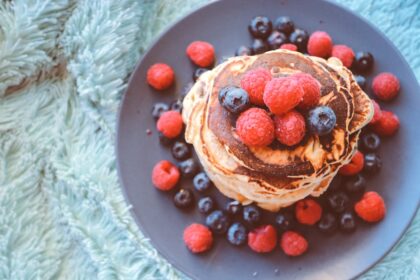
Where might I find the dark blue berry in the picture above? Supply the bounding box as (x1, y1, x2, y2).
(225, 200, 243, 216)
(193, 172, 212, 192)
(152, 102, 169, 119)
(178, 158, 199, 178)
(227, 222, 247, 246)
(248, 16, 273, 39)
(193, 68, 209, 82)
(318, 212, 338, 234)
(252, 39, 270, 54)
(198, 196, 215, 214)
(355, 75, 367, 90)
(344, 174, 367, 194)
(170, 99, 183, 113)
(307, 106, 337, 136)
(328, 192, 349, 213)
(289, 28, 309, 52)
(171, 141, 190, 161)
(275, 16, 295, 35)
(275, 212, 295, 231)
(361, 132, 381, 152)
(158, 132, 174, 146)
(363, 153, 382, 174)
(353, 51, 374, 73)
(243, 205, 261, 226)
(267, 31, 288, 50)
(235, 46, 253, 56)
(206, 210, 230, 235)
(174, 189, 194, 209)
(339, 211, 357, 232)
(219, 87, 250, 114)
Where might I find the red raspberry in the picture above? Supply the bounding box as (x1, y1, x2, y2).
(183, 223, 213, 253)
(280, 231, 308, 257)
(331, 44, 355, 68)
(240, 68, 272, 105)
(370, 100, 383, 125)
(274, 110, 306, 146)
(248, 225, 277, 253)
(370, 110, 400, 137)
(263, 77, 303, 115)
(280, 43, 298, 51)
(292, 73, 321, 110)
(339, 150, 364, 176)
(354, 192, 386, 223)
(372, 72, 400, 101)
(295, 199, 322, 225)
(151, 160, 180, 191)
(147, 63, 175, 90)
(307, 31, 333, 58)
(186, 41, 215, 68)
(157, 110, 183, 139)
(236, 108, 275, 147)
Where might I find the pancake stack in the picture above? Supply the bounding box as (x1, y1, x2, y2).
(182, 49, 373, 212)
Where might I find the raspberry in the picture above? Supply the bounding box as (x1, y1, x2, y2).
(370, 110, 400, 137)
(263, 77, 303, 115)
(339, 150, 364, 176)
(240, 68, 272, 105)
(147, 63, 175, 90)
(280, 231, 308, 257)
(307, 31, 333, 58)
(236, 108, 275, 147)
(280, 43, 298, 51)
(354, 192, 386, 222)
(248, 225, 277, 253)
(295, 199, 322, 225)
(186, 41, 215, 68)
(331, 44, 355, 68)
(157, 110, 183, 139)
(151, 160, 180, 191)
(274, 110, 306, 146)
(183, 223, 213, 253)
(292, 73, 321, 110)
(372, 72, 400, 101)
(369, 100, 383, 125)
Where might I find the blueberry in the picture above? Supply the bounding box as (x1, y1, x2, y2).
(225, 200, 243, 216)
(363, 153, 382, 174)
(361, 132, 381, 152)
(318, 212, 338, 234)
(206, 210, 230, 235)
(267, 31, 288, 50)
(289, 28, 309, 52)
(169, 99, 183, 113)
(235, 46, 253, 56)
(227, 222, 247, 246)
(218, 87, 250, 114)
(193, 172, 212, 192)
(353, 51, 374, 73)
(193, 68, 209, 82)
(339, 211, 357, 232)
(275, 212, 295, 231)
(328, 192, 349, 213)
(178, 158, 199, 178)
(198, 196, 215, 214)
(171, 141, 191, 161)
(243, 205, 261, 226)
(307, 106, 337, 136)
(327, 175, 343, 193)
(152, 102, 169, 119)
(248, 16, 273, 39)
(344, 174, 367, 194)
(158, 132, 174, 146)
(252, 38, 270, 55)
(354, 75, 367, 90)
(174, 189, 194, 209)
(274, 16, 295, 35)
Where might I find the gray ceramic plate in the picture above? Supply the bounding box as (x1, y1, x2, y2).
(117, 0, 420, 279)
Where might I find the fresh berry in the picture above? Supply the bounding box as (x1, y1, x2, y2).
(152, 102, 169, 119)
(218, 86, 234, 105)
(158, 132, 174, 146)
(275, 212, 295, 231)
(225, 200, 243, 216)
(307, 31, 333, 58)
(236, 108, 275, 147)
(280, 231, 308, 257)
(295, 199, 323, 225)
(331, 44, 355, 68)
(317, 212, 338, 234)
(183, 223, 213, 253)
(198, 196, 215, 214)
(186, 41, 215, 68)
(307, 106, 337, 136)
(344, 174, 367, 194)
(227, 222, 247, 246)
(267, 31, 288, 50)
(206, 210, 230, 235)
(243, 205, 262, 226)
(248, 16, 273, 39)
(280, 43, 298, 51)
(174, 189, 194, 209)
(353, 51, 374, 73)
(327, 192, 349, 213)
(370, 110, 400, 136)
(339, 150, 364, 176)
(219, 87, 250, 114)
(361, 132, 381, 152)
(273, 110, 306, 146)
(372, 72, 400, 101)
(240, 68, 272, 106)
(171, 141, 191, 161)
(263, 77, 303, 115)
(147, 63, 175, 90)
(252, 39, 270, 54)
(370, 100, 383, 125)
(193, 172, 212, 192)
(292, 73, 321, 110)
(289, 28, 309, 52)
(363, 153, 382, 174)
(248, 225, 277, 253)
(193, 68, 209, 82)
(354, 75, 367, 90)
(170, 99, 183, 113)
(339, 211, 357, 232)
(355, 191, 386, 222)
(275, 16, 295, 35)
(178, 158, 199, 178)
(235, 45, 253, 56)
(157, 111, 183, 139)
(151, 160, 180, 191)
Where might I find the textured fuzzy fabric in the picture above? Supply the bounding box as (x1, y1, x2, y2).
(0, 0, 418, 279)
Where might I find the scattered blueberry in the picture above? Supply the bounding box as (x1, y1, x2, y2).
(158, 132, 174, 146)
(227, 222, 247, 246)
(171, 141, 191, 161)
(193, 172, 212, 192)
(267, 31, 288, 50)
(193, 68, 209, 82)
(225, 200, 243, 216)
(218, 87, 250, 114)
(339, 211, 357, 232)
(274, 16, 295, 35)
(354, 75, 367, 90)
(198, 196, 215, 214)
(152, 102, 169, 120)
(174, 189, 194, 209)
(252, 38, 270, 54)
(364, 153, 382, 174)
(318, 212, 338, 234)
(178, 158, 199, 178)
(243, 205, 261, 226)
(218, 86, 234, 105)
(353, 51, 374, 73)
(206, 210, 230, 235)
(170, 99, 183, 113)
(248, 16, 273, 39)
(307, 106, 337, 136)
(344, 174, 367, 194)
(289, 28, 309, 52)
(328, 192, 349, 213)
(361, 132, 381, 152)
(235, 45, 253, 56)
(275, 212, 295, 231)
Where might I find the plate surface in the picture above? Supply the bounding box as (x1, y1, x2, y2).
(117, 0, 420, 279)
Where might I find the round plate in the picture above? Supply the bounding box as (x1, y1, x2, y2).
(117, 0, 420, 279)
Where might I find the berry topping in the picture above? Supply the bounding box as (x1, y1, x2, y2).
(274, 16, 295, 35)
(344, 174, 367, 194)
(152, 102, 169, 120)
(183, 223, 213, 253)
(178, 158, 199, 178)
(355, 191, 386, 222)
(243, 205, 262, 226)
(186, 41, 215, 68)
(317, 212, 338, 234)
(235, 45, 253, 56)
(252, 38, 270, 54)
(307, 31, 333, 58)
(248, 225, 277, 253)
(280, 43, 298, 51)
(198, 196, 215, 214)
(218, 87, 250, 114)
(174, 189, 194, 209)
(240, 68, 272, 106)
(273, 110, 306, 146)
(157, 110, 183, 139)
(353, 51, 374, 73)
(363, 153, 382, 174)
(289, 28, 309, 52)
(263, 77, 303, 115)
(307, 106, 337, 136)
(193, 172, 212, 192)
(227, 222, 248, 246)
(151, 160, 180, 191)
(206, 210, 230, 235)
(370, 100, 383, 125)
(193, 68, 209, 82)
(361, 132, 381, 152)
(158, 132, 174, 146)
(292, 73, 321, 110)
(295, 199, 322, 225)
(170, 99, 183, 113)
(248, 16, 273, 39)
(225, 200, 243, 216)
(280, 231, 308, 257)
(339, 211, 357, 232)
(372, 72, 400, 101)
(147, 63, 175, 90)
(339, 150, 364, 176)
(327, 192, 350, 213)
(267, 31, 288, 50)
(354, 75, 367, 90)
(236, 108, 275, 147)
(370, 110, 400, 137)
(275, 212, 295, 231)
(171, 141, 191, 161)
(331, 44, 355, 68)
